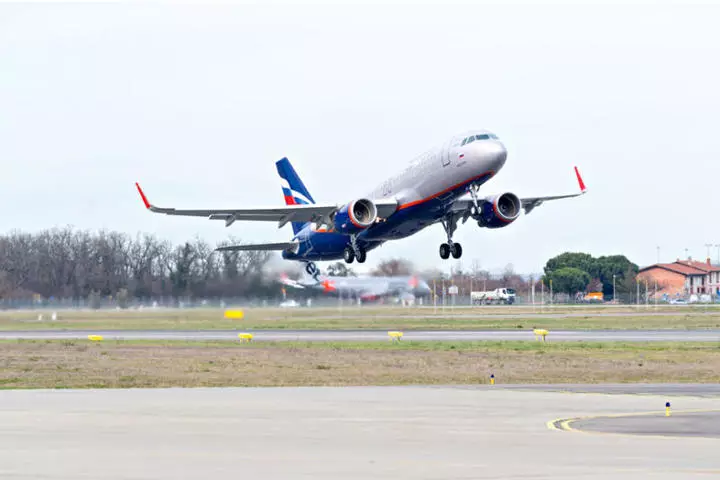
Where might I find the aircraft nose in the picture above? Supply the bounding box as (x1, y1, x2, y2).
(485, 141, 507, 171)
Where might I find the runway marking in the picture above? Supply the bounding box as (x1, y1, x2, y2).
(547, 408, 720, 440)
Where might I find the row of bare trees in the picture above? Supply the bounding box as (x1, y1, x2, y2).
(0, 227, 274, 304)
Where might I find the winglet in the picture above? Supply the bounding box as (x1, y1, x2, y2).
(574, 166, 587, 193)
(135, 182, 151, 209)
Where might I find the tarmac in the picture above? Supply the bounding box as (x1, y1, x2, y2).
(557, 411, 720, 438)
(1, 329, 719, 342)
(0, 385, 719, 479)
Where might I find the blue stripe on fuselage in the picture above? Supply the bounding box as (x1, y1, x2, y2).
(282, 173, 492, 262)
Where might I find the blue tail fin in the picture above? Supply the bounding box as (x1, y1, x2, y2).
(276, 157, 315, 235)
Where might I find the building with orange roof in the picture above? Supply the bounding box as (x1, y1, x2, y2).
(637, 257, 720, 298)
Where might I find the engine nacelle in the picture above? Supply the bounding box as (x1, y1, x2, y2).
(333, 198, 378, 234)
(477, 193, 521, 228)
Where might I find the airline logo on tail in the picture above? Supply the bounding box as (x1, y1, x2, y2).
(280, 178, 313, 206)
(276, 157, 315, 206)
(276, 157, 317, 235)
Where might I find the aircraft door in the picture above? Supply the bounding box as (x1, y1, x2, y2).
(441, 140, 451, 167)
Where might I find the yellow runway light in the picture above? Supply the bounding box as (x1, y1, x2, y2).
(224, 310, 245, 320)
(533, 329, 549, 341)
(388, 331, 403, 342)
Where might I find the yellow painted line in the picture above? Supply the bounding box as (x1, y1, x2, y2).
(547, 408, 720, 439)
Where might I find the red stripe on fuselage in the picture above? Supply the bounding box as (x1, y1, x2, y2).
(398, 171, 495, 210)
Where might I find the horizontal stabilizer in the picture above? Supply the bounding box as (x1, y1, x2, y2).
(216, 242, 297, 252)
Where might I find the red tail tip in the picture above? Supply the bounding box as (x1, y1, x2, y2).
(574, 167, 586, 192)
(135, 182, 151, 209)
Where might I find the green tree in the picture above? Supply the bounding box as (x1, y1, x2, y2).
(594, 255, 639, 295)
(544, 252, 596, 277)
(545, 252, 639, 296)
(545, 267, 591, 295)
(618, 266, 639, 295)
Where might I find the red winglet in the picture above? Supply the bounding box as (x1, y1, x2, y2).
(574, 166, 586, 192)
(135, 182, 151, 209)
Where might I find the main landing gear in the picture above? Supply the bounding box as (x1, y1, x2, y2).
(343, 235, 366, 264)
(439, 215, 462, 260)
(439, 242, 462, 260)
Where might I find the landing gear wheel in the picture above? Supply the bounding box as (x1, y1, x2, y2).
(355, 248, 367, 263)
(451, 243, 463, 259)
(343, 246, 355, 264)
(439, 243, 450, 260)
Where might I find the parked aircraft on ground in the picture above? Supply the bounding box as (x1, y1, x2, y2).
(279, 263, 432, 302)
(136, 130, 586, 274)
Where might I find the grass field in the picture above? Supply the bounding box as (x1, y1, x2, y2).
(2, 339, 720, 389)
(2, 305, 720, 331)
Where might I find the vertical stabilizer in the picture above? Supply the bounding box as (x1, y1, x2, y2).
(276, 157, 315, 234)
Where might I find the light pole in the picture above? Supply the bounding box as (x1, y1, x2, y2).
(613, 274, 617, 304)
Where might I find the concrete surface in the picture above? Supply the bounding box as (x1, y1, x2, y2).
(1, 386, 719, 479)
(1, 329, 719, 342)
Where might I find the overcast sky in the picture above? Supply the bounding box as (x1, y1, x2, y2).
(1, 2, 719, 275)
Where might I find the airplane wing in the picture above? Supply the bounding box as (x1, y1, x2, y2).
(135, 184, 398, 228)
(519, 167, 587, 214)
(451, 166, 586, 215)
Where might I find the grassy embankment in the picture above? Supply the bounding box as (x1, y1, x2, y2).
(2, 339, 719, 389)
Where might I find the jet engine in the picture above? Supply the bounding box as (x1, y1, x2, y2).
(333, 198, 378, 234)
(476, 193, 521, 228)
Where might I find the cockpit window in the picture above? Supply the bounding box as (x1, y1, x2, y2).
(462, 133, 498, 146)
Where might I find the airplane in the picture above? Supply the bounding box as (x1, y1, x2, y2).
(135, 129, 586, 275)
(279, 264, 432, 303)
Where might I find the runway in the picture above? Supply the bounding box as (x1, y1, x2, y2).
(0, 385, 719, 479)
(1, 329, 719, 342)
